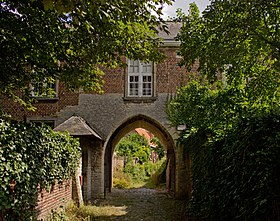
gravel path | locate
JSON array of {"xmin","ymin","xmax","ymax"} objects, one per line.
[{"xmin": 93, "ymin": 188, "xmax": 194, "ymax": 221}]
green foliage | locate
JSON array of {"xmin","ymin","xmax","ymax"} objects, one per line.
[
  {"xmin": 0, "ymin": 119, "xmax": 80, "ymax": 220},
  {"xmin": 183, "ymin": 113, "xmax": 280, "ymax": 220},
  {"xmin": 115, "ymin": 133, "xmax": 150, "ymax": 164},
  {"xmin": 150, "ymin": 137, "xmax": 165, "ymax": 160},
  {"xmin": 169, "ymin": 1, "xmax": 280, "ymax": 220},
  {"xmin": 177, "ymin": 1, "xmax": 280, "ymax": 104},
  {"xmin": 113, "ymin": 178, "xmax": 130, "ymax": 189},
  {"xmin": 1, "ymin": 0, "xmax": 173, "ymax": 107},
  {"xmin": 124, "ymin": 161, "xmax": 146, "ymax": 181},
  {"xmin": 113, "ymin": 169, "xmax": 131, "ymax": 189},
  {"xmin": 113, "ymin": 157, "xmax": 167, "ymax": 188},
  {"xmin": 115, "ymin": 133, "xmax": 167, "ymax": 187},
  {"xmin": 167, "ymin": 80, "xmax": 269, "ymax": 135}
]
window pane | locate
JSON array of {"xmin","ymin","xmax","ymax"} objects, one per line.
[
  {"xmin": 142, "ymin": 62, "xmax": 152, "ymax": 73},
  {"xmin": 129, "ymin": 76, "xmax": 139, "ymax": 83},
  {"xmin": 142, "ymin": 83, "xmax": 152, "ymax": 96},
  {"xmin": 143, "ymin": 76, "xmax": 152, "ymax": 82},
  {"xmin": 129, "ymin": 83, "xmax": 139, "ymax": 95},
  {"xmin": 129, "ymin": 60, "xmax": 139, "ymax": 73}
]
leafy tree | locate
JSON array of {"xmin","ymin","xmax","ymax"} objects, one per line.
[
  {"xmin": 177, "ymin": 1, "xmax": 280, "ymax": 105},
  {"xmin": 115, "ymin": 133, "xmax": 150, "ymax": 164},
  {"xmin": 168, "ymin": 2, "xmax": 280, "ymax": 220},
  {"xmin": 1, "ymin": 0, "xmax": 173, "ymax": 107}
]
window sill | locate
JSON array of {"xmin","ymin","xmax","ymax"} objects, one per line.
[
  {"xmin": 123, "ymin": 97, "xmax": 157, "ymax": 103},
  {"xmin": 32, "ymin": 97, "xmax": 59, "ymax": 101}
]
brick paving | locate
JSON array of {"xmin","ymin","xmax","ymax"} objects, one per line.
[{"xmin": 93, "ymin": 188, "xmax": 195, "ymax": 221}]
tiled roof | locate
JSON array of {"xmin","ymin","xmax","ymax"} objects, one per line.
[
  {"xmin": 135, "ymin": 128, "xmax": 157, "ymax": 147},
  {"xmin": 157, "ymin": 22, "xmax": 182, "ymax": 40},
  {"xmin": 54, "ymin": 115, "xmax": 102, "ymax": 140}
]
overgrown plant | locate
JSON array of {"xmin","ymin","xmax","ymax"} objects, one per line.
[
  {"xmin": 0, "ymin": 119, "xmax": 80, "ymax": 220},
  {"xmin": 179, "ymin": 113, "xmax": 280, "ymax": 220}
]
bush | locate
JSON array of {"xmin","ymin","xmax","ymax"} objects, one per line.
[
  {"xmin": 113, "ymin": 170, "xmax": 131, "ymax": 189},
  {"xmin": 0, "ymin": 119, "xmax": 80, "ymax": 220},
  {"xmin": 113, "ymin": 157, "xmax": 167, "ymax": 188},
  {"xmin": 185, "ymin": 113, "xmax": 280, "ymax": 220}
]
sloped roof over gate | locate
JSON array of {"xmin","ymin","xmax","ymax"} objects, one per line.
[{"xmin": 54, "ymin": 115, "xmax": 102, "ymax": 140}]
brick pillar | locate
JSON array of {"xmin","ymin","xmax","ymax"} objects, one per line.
[{"xmin": 175, "ymin": 144, "xmax": 192, "ymax": 199}]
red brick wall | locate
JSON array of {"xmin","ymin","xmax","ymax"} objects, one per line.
[
  {"xmin": 101, "ymin": 48, "xmax": 191, "ymax": 95},
  {"xmin": 157, "ymin": 48, "xmax": 188, "ymax": 93},
  {"xmin": 102, "ymin": 66, "xmax": 125, "ymax": 94},
  {"xmin": 0, "ymin": 83, "xmax": 79, "ymax": 121},
  {"xmin": 1, "ymin": 47, "xmax": 196, "ymax": 121},
  {"xmin": 36, "ymin": 180, "xmax": 72, "ymax": 220}
]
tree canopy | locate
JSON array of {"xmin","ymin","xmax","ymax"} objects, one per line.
[
  {"xmin": 167, "ymin": 2, "xmax": 280, "ymax": 219},
  {"xmin": 0, "ymin": 0, "xmax": 172, "ymax": 107},
  {"xmin": 177, "ymin": 1, "xmax": 280, "ymax": 105},
  {"xmin": 115, "ymin": 133, "xmax": 150, "ymax": 164}
]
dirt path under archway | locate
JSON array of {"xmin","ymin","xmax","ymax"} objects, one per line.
[{"xmin": 92, "ymin": 188, "xmax": 196, "ymax": 221}]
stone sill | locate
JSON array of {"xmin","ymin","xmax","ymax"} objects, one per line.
[
  {"xmin": 32, "ymin": 97, "xmax": 59, "ymax": 101},
  {"xmin": 123, "ymin": 97, "xmax": 157, "ymax": 103}
]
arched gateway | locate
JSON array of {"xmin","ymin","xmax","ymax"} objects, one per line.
[
  {"xmin": 54, "ymin": 89, "xmax": 191, "ymax": 201},
  {"xmin": 104, "ymin": 114, "xmax": 176, "ymax": 194}
]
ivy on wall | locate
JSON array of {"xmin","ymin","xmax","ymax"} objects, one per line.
[{"xmin": 0, "ymin": 119, "xmax": 80, "ymax": 220}]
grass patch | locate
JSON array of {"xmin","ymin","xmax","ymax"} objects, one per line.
[{"xmin": 64, "ymin": 202, "xmax": 127, "ymax": 220}]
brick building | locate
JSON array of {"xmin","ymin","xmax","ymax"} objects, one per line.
[{"xmin": 1, "ymin": 22, "xmax": 194, "ymax": 218}]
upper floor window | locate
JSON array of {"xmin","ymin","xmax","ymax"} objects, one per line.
[
  {"xmin": 31, "ymin": 79, "xmax": 59, "ymax": 99},
  {"xmin": 128, "ymin": 60, "xmax": 153, "ymax": 97}
]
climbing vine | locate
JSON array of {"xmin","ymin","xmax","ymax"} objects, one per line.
[{"xmin": 0, "ymin": 119, "xmax": 80, "ymax": 220}]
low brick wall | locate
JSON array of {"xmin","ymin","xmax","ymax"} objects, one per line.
[{"xmin": 36, "ymin": 180, "xmax": 72, "ymax": 220}]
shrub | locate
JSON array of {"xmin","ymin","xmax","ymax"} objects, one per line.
[
  {"xmin": 0, "ymin": 119, "xmax": 80, "ymax": 220},
  {"xmin": 185, "ymin": 113, "xmax": 280, "ymax": 220},
  {"xmin": 113, "ymin": 170, "xmax": 131, "ymax": 189}
]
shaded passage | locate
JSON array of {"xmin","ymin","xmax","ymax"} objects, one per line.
[{"xmin": 93, "ymin": 188, "xmax": 192, "ymax": 221}]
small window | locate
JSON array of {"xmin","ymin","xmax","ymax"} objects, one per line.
[
  {"xmin": 31, "ymin": 79, "xmax": 58, "ymax": 99},
  {"xmin": 127, "ymin": 60, "xmax": 153, "ymax": 97}
]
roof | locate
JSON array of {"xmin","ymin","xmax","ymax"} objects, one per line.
[
  {"xmin": 54, "ymin": 115, "xmax": 102, "ymax": 140},
  {"xmin": 157, "ymin": 22, "xmax": 182, "ymax": 41},
  {"xmin": 135, "ymin": 128, "xmax": 157, "ymax": 148}
]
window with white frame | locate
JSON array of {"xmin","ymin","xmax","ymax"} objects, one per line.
[{"xmin": 128, "ymin": 60, "xmax": 153, "ymax": 97}]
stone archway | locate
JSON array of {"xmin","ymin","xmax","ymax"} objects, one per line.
[{"xmin": 103, "ymin": 114, "xmax": 176, "ymax": 195}]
